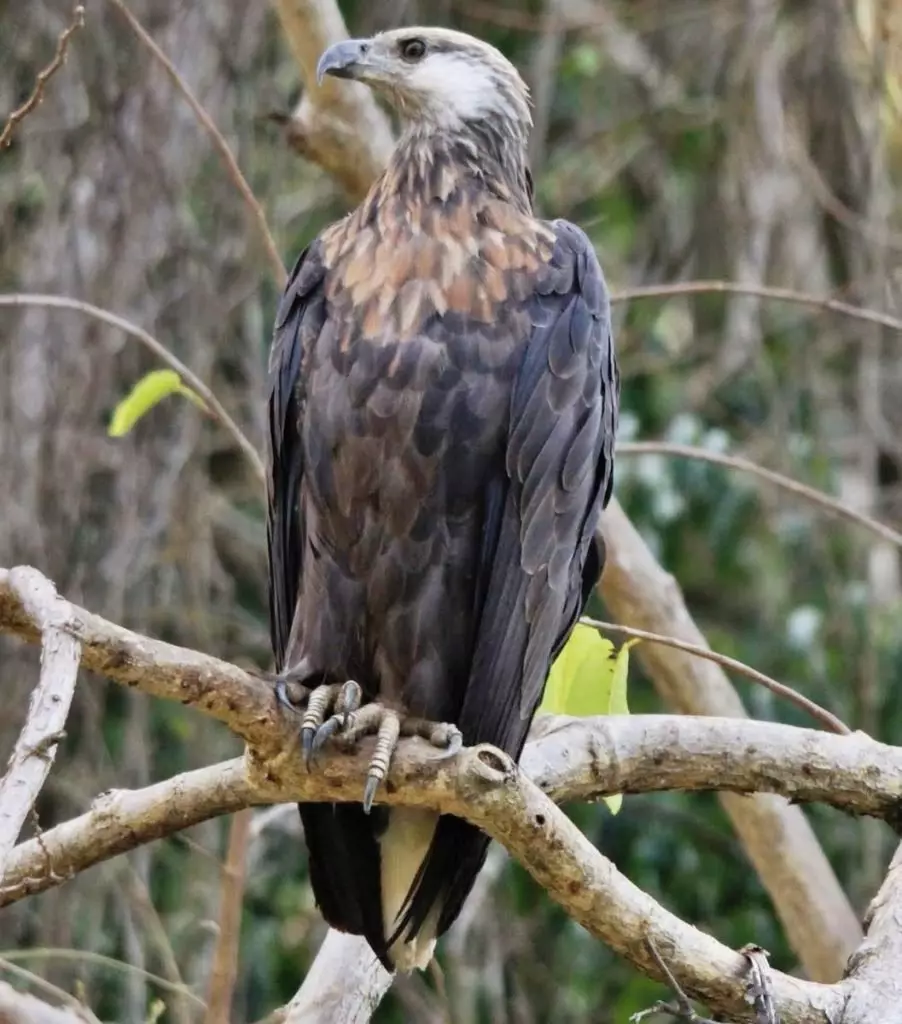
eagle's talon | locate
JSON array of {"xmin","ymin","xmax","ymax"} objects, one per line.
[
  {"xmin": 311, "ymin": 713, "xmax": 346, "ymax": 753},
  {"xmin": 336, "ymin": 679, "xmax": 363, "ymax": 724},
  {"xmin": 275, "ymin": 679, "xmax": 302, "ymax": 715},
  {"xmin": 362, "ymin": 772, "xmax": 381, "ymax": 815}
]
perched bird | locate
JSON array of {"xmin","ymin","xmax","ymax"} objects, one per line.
[{"xmin": 266, "ymin": 26, "xmax": 619, "ymax": 972}]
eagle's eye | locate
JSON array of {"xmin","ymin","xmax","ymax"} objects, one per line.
[{"xmin": 399, "ymin": 38, "xmax": 427, "ymax": 62}]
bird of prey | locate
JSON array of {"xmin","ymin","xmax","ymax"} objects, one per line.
[{"xmin": 266, "ymin": 26, "xmax": 619, "ymax": 973}]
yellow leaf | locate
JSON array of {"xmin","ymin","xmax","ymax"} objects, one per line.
[
  {"xmin": 108, "ymin": 370, "xmax": 206, "ymax": 437},
  {"xmin": 540, "ymin": 624, "xmax": 637, "ymax": 814}
]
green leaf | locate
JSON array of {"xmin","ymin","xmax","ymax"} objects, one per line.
[
  {"xmin": 108, "ymin": 370, "xmax": 206, "ymax": 437},
  {"xmin": 540, "ymin": 624, "xmax": 637, "ymax": 813}
]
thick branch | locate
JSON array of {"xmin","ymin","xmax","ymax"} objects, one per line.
[
  {"xmin": 599, "ymin": 500, "xmax": 863, "ymax": 979},
  {"xmin": 6, "ymin": 717, "xmax": 900, "ymax": 908},
  {"xmin": 3, "ymin": 729, "xmax": 854, "ymax": 1022},
  {"xmin": 0, "ymin": 568, "xmax": 80, "ymax": 875},
  {"xmin": 0, "ymin": 980, "xmax": 91, "ymax": 1024},
  {"xmin": 0, "ymin": 760, "xmax": 256, "ymax": 904}
]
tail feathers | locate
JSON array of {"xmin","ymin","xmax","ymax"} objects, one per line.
[
  {"xmin": 380, "ymin": 809, "xmax": 441, "ymax": 971},
  {"xmin": 298, "ymin": 802, "xmax": 392, "ymax": 969}
]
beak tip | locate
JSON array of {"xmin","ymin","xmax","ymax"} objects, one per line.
[{"xmin": 315, "ymin": 38, "xmax": 368, "ymax": 87}]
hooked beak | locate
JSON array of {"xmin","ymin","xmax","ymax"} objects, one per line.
[{"xmin": 316, "ymin": 39, "xmax": 373, "ymax": 85}]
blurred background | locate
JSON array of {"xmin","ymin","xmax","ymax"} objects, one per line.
[{"xmin": 2, "ymin": 1, "xmax": 902, "ymax": 1021}]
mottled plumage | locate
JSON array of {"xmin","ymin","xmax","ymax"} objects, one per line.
[{"xmin": 267, "ymin": 26, "xmax": 619, "ymax": 971}]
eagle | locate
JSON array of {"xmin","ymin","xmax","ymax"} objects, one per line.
[{"xmin": 266, "ymin": 26, "xmax": 619, "ymax": 973}]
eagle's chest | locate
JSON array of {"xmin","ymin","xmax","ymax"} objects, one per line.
[{"xmin": 306, "ymin": 322, "xmax": 518, "ymax": 534}]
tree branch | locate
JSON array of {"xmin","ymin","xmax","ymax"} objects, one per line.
[
  {"xmin": 0, "ymin": 566, "xmax": 280, "ymax": 752},
  {"xmin": 0, "ymin": 569, "xmax": 81, "ymax": 876},
  {"xmin": 4, "ymin": 555, "xmax": 891, "ymax": 1020},
  {"xmin": 3, "ymin": 718, "xmax": 863, "ymax": 1022},
  {"xmin": 617, "ymin": 440, "xmax": 902, "ymax": 551},
  {"xmin": 284, "ymin": 932, "xmax": 392, "ymax": 1024},
  {"xmin": 0, "ymin": 2, "xmax": 85, "ymax": 150},
  {"xmin": 0, "ymin": 979, "xmax": 96, "ymax": 1024}
]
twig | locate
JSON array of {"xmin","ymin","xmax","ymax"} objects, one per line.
[
  {"xmin": 610, "ymin": 279, "xmax": 902, "ymax": 334},
  {"xmin": 204, "ymin": 809, "xmax": 253, "ymax": 1024},
  {"xmin": 630, "ymin": 936, "xmax": 721, "ymax": 1023},
  {"xmin": 739, "ymin": 945, "xmax": 779, "ymax": 1024},
  {"xmin": 0, "ymin": 294, "xmax": 265, "ymax": 486},
  {"xmin": 0, "ymin": 959, "xmax": 101, "ymax": 1024},
  {"xmin": 0, "ymin": 979, "xmax": 93, "ymax": 1024},
  {"xmin": 0, "ymin": 569, "xmax": 81, "ymax": 877},
  {"xmin": 581, "ymin": 616, "xmax": 851, "ymax": 735},
  {"xmin": 617, "ymin": 441, "xmax": 902, "ymax": 551},
  {"xmin": 106, "ymin": 0, "xmax": 286, "ymax": 287},
  {"xmin": 0, "ymin": 3, "xmax": 85, "ymax": 149},
  {"xmin": 0, "ymin": 949, "xmax": 205, "ymax": 1011}
]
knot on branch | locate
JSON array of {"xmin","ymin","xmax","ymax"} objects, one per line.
[{"xmin": 457, "ymin": 745, "xmax": 517, "ymax": 797}]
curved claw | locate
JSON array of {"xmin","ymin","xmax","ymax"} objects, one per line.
[
  {"xmin": 363, "ymin": 772, "xmax": 380, "ymax": 815},
  {"xmin": 312, "ymin": 714, "xmax": 346, "ymax": 754},
  {"xmin": 301, "ymin": 726, "xmax": 317, "ymax": 769},
  {"xmin": 440, "ymin": 728, "xmax": 464, "ymax": 758},
  {"xmin": 275, "ymin": 679, "xmax": 302, "ymax": 714}
]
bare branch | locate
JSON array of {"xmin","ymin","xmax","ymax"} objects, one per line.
[
  {"xmin": 0, "ymin": 978, "xmax": 97, "ymax": 1024},
  {"xmin": 284, "ymin": 932, "xmax": 392, "ymax": 1024},
  {"xmin": 0, "ymin": 294, "xmax": 265, "ymax": 486},
  {"xmin": 582, "ymin": 616, "xmax": 851, "ymax": 735},
  {"xmin": 617, "ymin": 441, "xmax": 902, "ymax": 551},
  {"xmin": 272, "ymin": 0, "xmax": 393, "ymax": 202},
  {"xmin": 610, "ymin": 279, "xmax": 902, "ymax": 334},
  {"xmin": 204, "ymin": 809, "xmax": 253, "ymax": 1024},
  {"xmin": 0, "ymin": 569, "xmax": 80, "ymax": 876},
  {"xmin": 841, "ymin": 840, "xmax": 902, "ymax": 1022},
  {"xmin": 1, "ymin": 727, "xmax": 859, "ymax": 1022},
  {"xmin": 599, "ymin": 500, "xmax": 863, "ymax": 979},
  {"xmin": 106, "ymin": 0, "xmax": 286, "ymax": 286},
  {"xmin": 0, "ymin": 2, "xmax": 85, "ymax": 150},
  {"xmin": 0, "ymin": 759, "xmax": 256, "ymax": 905},
  {"xmin": 0, "ymin": 566, "xmax": 278, "ymax": 751}
]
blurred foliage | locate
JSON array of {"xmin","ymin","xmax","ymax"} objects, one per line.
[{"xmin": 3, "ymin": 1, "xmax": 902, "ymax": 1022}]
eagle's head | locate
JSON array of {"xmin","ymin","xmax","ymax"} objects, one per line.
[{"xmin": 316, "ymin": 27, "xmax": 531, "ymax": 134}]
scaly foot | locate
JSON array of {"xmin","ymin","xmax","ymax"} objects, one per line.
[{"xmin": 287, "ymin": 682, "xmax": 463, "ymax": 813}]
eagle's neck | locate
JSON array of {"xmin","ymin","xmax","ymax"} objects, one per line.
[{"xmin": 372, "ymin": 119, "xmax": 533, "ymax": 215}]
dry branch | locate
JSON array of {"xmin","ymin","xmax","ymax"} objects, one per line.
[
  {"xmin": 284, "ymin": 932, "xmax": 392, "ymax": 1024},
  {"xmin": 205, "ymin": 809, "xmax": 253, "ymax": 1024},
  {"xmin": 6, "ymin": 714, "xmax": 902, "ymax": 910},
  {"xmin": 6, "ymin": 564, "xmax": 900, "ymax": 1019},
  {"xmin": 0, "ymin": 567, "xmax": 280, "ymax": 752},
  {"xmin": 617, "ymin": 441, "xmax": 902, "ymax": 551},
  {"xmin": 0, "ymin": 2, "xmax": 85, "ymax": 149},
  {"xmin": 0, "ymin": 569, "xmax": 81, "ymax": 876},
  {"xmin": 0, "ymin": 979, "xmax": 93, "ymax": 1024}
]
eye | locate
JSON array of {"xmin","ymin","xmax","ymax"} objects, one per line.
[{"xmin": 400, "ymin": 38, "xmax": 427, "ymax": 62}]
